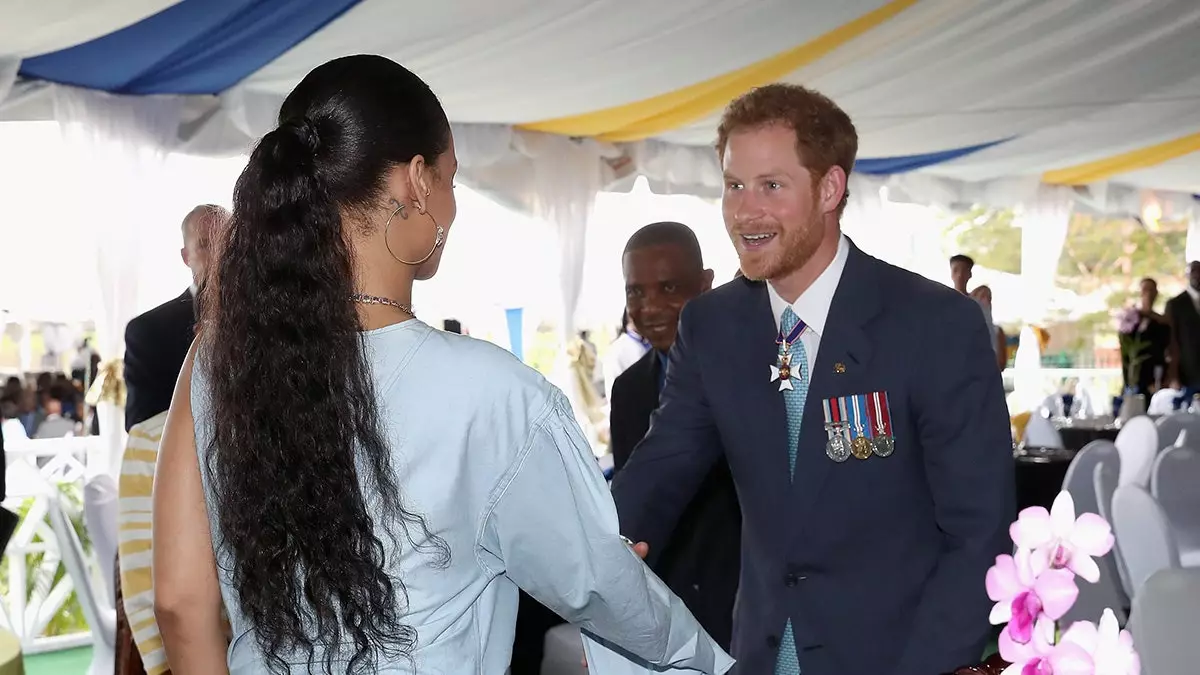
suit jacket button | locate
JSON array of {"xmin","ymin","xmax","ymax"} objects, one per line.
[
  {"xmin": 766, "ymin": 635, "xmax": 779, "ymax": 649},
  {"xmin": 785, "ymin": 572, "xmax": 800, "ymax": 587}
]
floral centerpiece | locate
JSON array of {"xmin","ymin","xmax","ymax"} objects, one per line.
[
  {"xmin": 1115, "ymin": 307, "xmax": 1150, "ymax": 391},
  {"xmin": 986, "ymin": 491, "xmax": 1139, "ymax": 674}
]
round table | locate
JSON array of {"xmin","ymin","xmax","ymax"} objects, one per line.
[
  {"xmin": 0, "ymin": 628, "xmax": 23, "ymax": 675},
  {"xmin": 1057, "ymin": 425, "xmax": 1119, "ymax": 451},
  {"xmin": 1014, "ymin": 447, "xmax": 1075, "ymax": 513}
]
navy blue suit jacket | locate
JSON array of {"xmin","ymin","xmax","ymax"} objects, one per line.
[{"xmin": 611, "ymin": 243, "xmax": 1014, "ymax": 675}]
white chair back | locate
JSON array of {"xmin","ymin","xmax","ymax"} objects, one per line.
[
  {"xmin": 541, "ymin": 624, "xmax": 588, "ymax": 675},
  {"xmin": 1022, "ymin": 414, "xmax": 1064, "ymax": 449},
  {"xmin": 1059, "ymin": 441, "xmax": 1127, "ymax": 623},
  {"xmin": 1152, "ymin": 412, "xmax": 1200, "ymax": 451},
  {"xmin": 1111, "ymin": 485, "xmax": 1180, "ymax": 596},
  {"xmin": 48, "ymin": 493, "xmax": 116, "ymax": 675},
  {"xmin": 1094, "ymin": 458, "xmax": 1135, "ymax": 599},
  {"xmin": 1129, "ymin": 568, "xmax": 1200, "ymax": 675},
  {"xmin": 1150, "ymin": 446, "xmax": 1200, "ymax": 547},
  {"xmin": 1114, "ymin": 416, "xmax": 1158, "ymax": 486},
  {"xmin": 1147, "ymin": 388, "xmax": 1180, "ymax": 416}
]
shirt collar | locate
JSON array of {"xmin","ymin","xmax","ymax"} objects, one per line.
[
  {"xmin": 1187, "ymin": 286, "xmax": 1200, "ymax": 302},
  {"xmin": 766, "ymin": 234, "xmax": 850, "ymax": 334}
]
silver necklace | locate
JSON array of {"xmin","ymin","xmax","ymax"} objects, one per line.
[{"xmin": 350, "ymin": 293, "xmax": 415, "ymax": 318}]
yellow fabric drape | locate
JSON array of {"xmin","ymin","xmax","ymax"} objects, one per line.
[
  {"xmin": 519, "ymin": 0, "xmax": 917, "ymax": 142},
  {"xmin": 85, "ymin": 358, "xmax": 126, "ymax": 407},
  {"xmin": 1042, "ymin": 131, "xmax": 1200, "ymax": 186}
]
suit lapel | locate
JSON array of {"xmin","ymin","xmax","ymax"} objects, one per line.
[
  {"xmin": 727, "ymin": 279, "xmax": 794, "ymax": 500},
  {"xmin": 789, "ymin": 243, "xmax": 883, "ymax": 522}
]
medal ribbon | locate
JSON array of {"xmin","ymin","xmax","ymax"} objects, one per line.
[
  {"xmin": 854, "ymin": 394, "xmax": 873, "ymax": 439},
  {"xmin": 872, "ymin": 391, "xmax": 893, "ymax": 436},
  {"xmin": 823, "ymin": 397, "xmax": 842, "ymax": 427},
  {"xmin": 837, "ymin": 397, "xmax": 849, "ymax": 434},
  {"xmin": 776, "ymin": 317, "xmax": 807, "ymax": 349}
]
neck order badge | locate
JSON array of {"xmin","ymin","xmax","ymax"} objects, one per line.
[{"xmin": 771, "ymin": 318, "xmax": 807, "ymax": 391}]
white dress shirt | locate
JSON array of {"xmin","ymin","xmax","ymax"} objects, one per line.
[{"xmin": 766, "ymin": 234, "xmax": 851, "ymax": 370}]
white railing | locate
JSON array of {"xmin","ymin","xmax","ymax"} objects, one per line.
[{"xmin": 2, "ymin": 435, "xmax": 103, "ymax": 653}]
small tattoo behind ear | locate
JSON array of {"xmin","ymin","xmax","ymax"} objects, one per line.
[{"xmin": 390, "ymin": 198, "xmax": 409, "ymax": 220}]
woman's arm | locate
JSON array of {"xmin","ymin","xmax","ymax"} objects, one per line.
[
  {"xmin": 152, "ymin": 343, "xmax": 229, "ymax": 674},
  {"xmin": 477, "ymin": 390, "xmax": 733, "ymax": 674}
]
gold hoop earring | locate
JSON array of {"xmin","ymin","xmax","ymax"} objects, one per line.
[{"xmin": 385, "ymin": 201, "xmax": 445, "ymax": 266}]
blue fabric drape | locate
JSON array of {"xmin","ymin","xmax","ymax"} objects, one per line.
[{"xmin": 19, "ymin": 0, "xmax": 360, "ymax": 95}]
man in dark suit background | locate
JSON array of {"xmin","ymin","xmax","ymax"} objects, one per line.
[
  {"xmin": 1166, "ymin": 262, "xmax": 1200, "ymax": 393},
  {"xmin": 124, "ymin": 204, "xmax": 226, "ymax": 430},
  {"xmin": 609, "ymin": 221, "xmax": 740, "ymax": 649},
  {"xmin": 611, "ymin": 84, "xmax": 1012, "ymax": 675}
]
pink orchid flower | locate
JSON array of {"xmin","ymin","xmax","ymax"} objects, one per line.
[
  {"xmin": 986, "ymin": 547, "xmax": 1079, "ymax": 642},
  {"xmin": 1010, "ymin": 491, "xmax": 1115, "ymax": 582},
  {"xmin": 999, "ymin": 614, "xmax": 1093, "ymax": 675},
  {"xmin": 1060, "ymin": 609, "xmax": 1140, "ymax": 675}
]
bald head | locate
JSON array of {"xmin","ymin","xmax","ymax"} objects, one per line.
[{"xmin": 181, "ymin": 204, "xmax": 229, "ymax": 288}]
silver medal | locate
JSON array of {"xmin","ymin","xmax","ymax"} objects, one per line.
[{"xmin": 825, "ymin": 425, "xmax": 851, "ymax": 462}]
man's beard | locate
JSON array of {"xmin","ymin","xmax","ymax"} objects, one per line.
[{"xmin": 738, "ymin": 212, "xmax": 824, "ymax": 283}]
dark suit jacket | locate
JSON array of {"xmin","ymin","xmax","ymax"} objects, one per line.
[
  {"xmin": 123, "ymin": 289, "xmax": 196, "ymax": 431},
  {"xmin": 611, "ymin": 243, "xmax": 1013, "ymax": 675},
  {"xmin": 1120, "ymin": 315, "xmax": 1169, "ymax": 394},
  {"xmin": 1166, "ymin": 292, "xmax": 1200, "ymax": 388},
  {"xmin": 610, "ymin": 348, "xmax": 741, "ymax": 650}
]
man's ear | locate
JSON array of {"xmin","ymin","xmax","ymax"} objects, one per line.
[
  {"xmin": 701, "ymin": 268, "xmax": 715, "ymax": 292},
  {"xmin": 181, "ymin": 246, "xmax": 189, "ymax": 267},
  {"xmin": 819, "ymin": 165, "xmax": 848, "ymax": 215}
]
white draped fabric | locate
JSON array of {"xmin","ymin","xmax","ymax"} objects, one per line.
[
  {"xmin": 1017, "ymin": 185, "xmax": 1073, "ymax": 324},
  {"xmin": 0, "ymin": 58, "xmax": 18, "ymax": 106},
  {"xmin": 0, "ymin": 0, "xmax": 175, "ymax": 59},
  {"xmin": 54, "ymin": 86, "xmax": 184, "ymax": 477}
]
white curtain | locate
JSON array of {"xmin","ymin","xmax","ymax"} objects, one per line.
[
  {"xmin": 1017, "ymin": 185, "xmax": 1074, "ymax": 325},
  {"xmin": 54, "ymin": 85, "xmax": 183, "ymax": 477},
  {"xmin": 1186, "ymin": 213, "xmax": 1200, "ymax": 263},
  {"xmin": 0, "ymin": 58, "xmax": 18, "ymax": 107}
]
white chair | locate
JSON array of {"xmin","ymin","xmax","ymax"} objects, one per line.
[
  {"xmin": 1129, "ymin": 568, "xmax": 1200, "ymax": 675},
  {"xmin": 1094, "ymin": 456, "xmax": 1136, "ymax": 600},
  {"xmin": 1147, "ymin": 388, "xmax": 1180, "ymax": 416},
  {"xmin": 541, "ymin": 624, "xmax": 587, "ymax": 675},
  {"xmin": 49, "ymin": 492, "xmax": 116, "ymax": 675},
  {"xmin": 1111, "ymin": 485, "xmax": 1180, "ymax": 597},
  {"xmin": 1114, "ymin": 416, "xmax": 1158, "ymax": 487},
  {"xmin": 84, "ymin": 474, "xmax": 120, "ymax": 603},
  {"xmin": 1151, "ymin": 412, "xmax": 1200, "ymax": 451},
  {"xmin": 1022, "ymin": 414, "xmax": 1064, "ymax": 449},
  {"xmin": 1059, "ymin": 441, "xmax": 1127, "ymax": 624},
  {"xmin": 1149, "ymin": 446, "xmax": 1200, "ymax": 567}
]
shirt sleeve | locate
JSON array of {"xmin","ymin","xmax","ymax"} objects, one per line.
[{"xmin": 476, "ymin": 389, "xmax": 733, "ymax": 674}]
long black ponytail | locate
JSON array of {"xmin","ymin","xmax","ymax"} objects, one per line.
[{"xmin": 201, "ymin": 55, "xmax": 451, "ymax": 674}]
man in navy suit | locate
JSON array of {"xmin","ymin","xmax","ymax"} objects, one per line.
[{"xmin": 611, "ymin": 84, "xmax": 1013, "ymax": 675}]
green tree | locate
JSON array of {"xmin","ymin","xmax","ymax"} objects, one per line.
[{"xmin": 944, "ymin": 206, "xmax": 1021, "ymax": 274}]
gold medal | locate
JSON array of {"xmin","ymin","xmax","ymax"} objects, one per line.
[
  {"xmin": 851, "ymin": 436, "xmax": 873, "ymax": 460},
  {"xmin": 848, "ymin": 394, "xmax": 873, "ymax": 459}
]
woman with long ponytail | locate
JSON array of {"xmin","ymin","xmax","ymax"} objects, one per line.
[{"xmin": 152, "ymin": 55, "xmax": 731, "ymax": 674}]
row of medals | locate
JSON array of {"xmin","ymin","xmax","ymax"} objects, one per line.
[{"xmin": 776, "ymin": 346, "xmax": 895, "ymax": 463}]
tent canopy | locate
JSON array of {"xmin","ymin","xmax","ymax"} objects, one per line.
[{"xmin": 3, "ymin": 0, "xmax": 1199, "ymax": 209}]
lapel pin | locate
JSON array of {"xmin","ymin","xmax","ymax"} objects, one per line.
[{"xmin": 834, "ymin": 362, "xmax": 846, "ymax": 374}]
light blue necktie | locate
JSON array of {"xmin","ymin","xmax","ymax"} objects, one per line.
[{"xmin": 775, "ymin": 307, "xmax": 808, "ymax": 675}]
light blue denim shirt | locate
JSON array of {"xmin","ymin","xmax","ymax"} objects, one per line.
[{"xmin": 192, "ymin": 320, "xmax": 732, "ymax": 674}]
